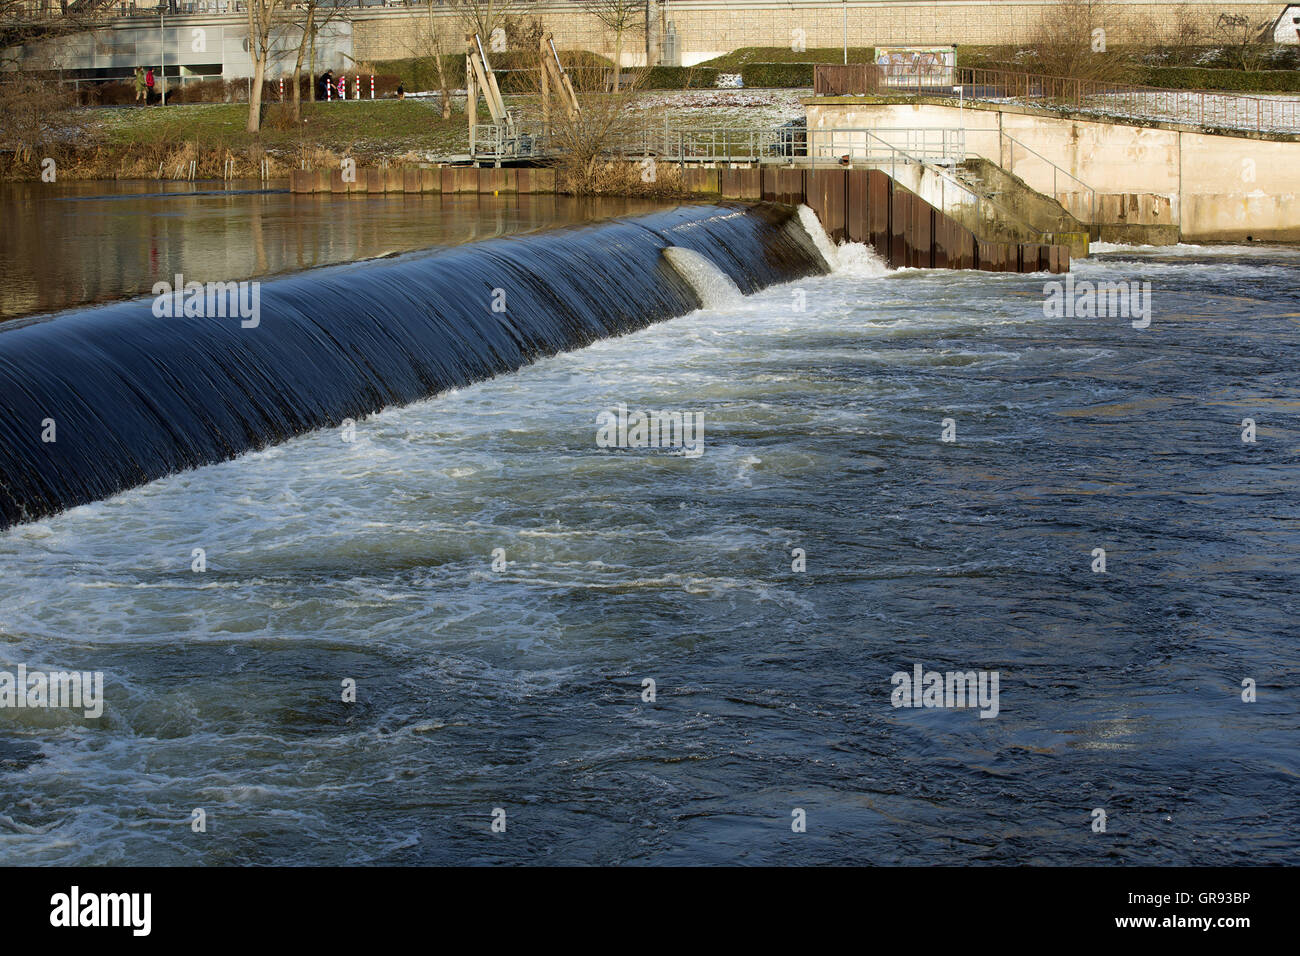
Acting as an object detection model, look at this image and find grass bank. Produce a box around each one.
[696,47,878,71]
[4,99,479,181]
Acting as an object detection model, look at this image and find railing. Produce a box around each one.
[469,119,1049,241]
[998,130,1096,224]
[472,123,550,161]
[851,130,1048,242]
[473,122,967,167]
[59,72,211,90]
[814,64,876,96]
[814,63,958,97]
[109,1,395,12]
[799,127,965,167]
[959,67,1300,135]
[620,126,783,163]
[474,124,780,163]
[855,127,964,164]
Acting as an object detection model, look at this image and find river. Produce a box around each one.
[0,188,1296,864]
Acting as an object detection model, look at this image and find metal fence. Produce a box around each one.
[814,64,957,97]
[958,68,1300,135]
[472,124,552,162]
[809,64,1300,135]
[472,123,966,167]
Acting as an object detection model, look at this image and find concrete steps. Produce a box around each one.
[954,158,1090,258]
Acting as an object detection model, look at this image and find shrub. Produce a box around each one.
[1140,67,1300,92]
[371,51,611,95]
[698,47,876,70]
[637,66,720,89]
[739,63,815,88]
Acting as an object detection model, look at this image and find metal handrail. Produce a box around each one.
[802,127,965,167]
[826,129,1049,242]
[997,130,1097,224]
[473,123,968,167]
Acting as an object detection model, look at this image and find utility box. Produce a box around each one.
[660,23,680,67]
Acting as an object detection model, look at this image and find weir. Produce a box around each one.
[0,203,823,530]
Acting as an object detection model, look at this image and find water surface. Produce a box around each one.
[0,234,1296,865]
[0,180,669,320]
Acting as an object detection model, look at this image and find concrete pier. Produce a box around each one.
[805,97,1300,243]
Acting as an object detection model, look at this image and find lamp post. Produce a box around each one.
[843,0,848,66]
[159,11,167,105]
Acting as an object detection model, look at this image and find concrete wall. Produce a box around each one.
[805,98,1300,241]
[7,2,1287,75]
[349,2,1285,66]
[8,14,353,80]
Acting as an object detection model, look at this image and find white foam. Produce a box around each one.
[662,246,743,310]
[796,204,888,277]
[796,204,840,269]
[831,241,890,277]
[1088,241,1300,257]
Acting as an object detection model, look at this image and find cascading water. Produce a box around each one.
[662,247,744,310]
[0,202,826,530]
[796,204,888,277]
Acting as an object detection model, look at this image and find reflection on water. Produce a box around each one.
[0,180,670,321]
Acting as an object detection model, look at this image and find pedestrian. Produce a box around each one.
[145,67,155,104]
[396,82,405,100]
[319,69,333,101]
[133,67,146,104]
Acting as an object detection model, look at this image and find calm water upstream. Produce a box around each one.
[0,217,1296,863]
[0,181,668,321]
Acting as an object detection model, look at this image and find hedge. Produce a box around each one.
[637,66,720,89]
[739,62,816,88]
[1140,67,1300,93]
[372,51,612,94]
[699,46,876,71]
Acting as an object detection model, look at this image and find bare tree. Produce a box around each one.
[286,0,345,119]
[1170,6,1207,60]
[1,0,116,70]
[287,2,318,121]
[1027,1,1133,81]
[307,1,346,104]
[577,0,644,91]
[418,0,455,119]
[247,0,285,133]
[0,1,103,169]
[1212,12,1273,71]
[0,67,84,170]
[450,0,525,46]
[532,56,651,193]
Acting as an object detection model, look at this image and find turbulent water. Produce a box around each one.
[0,228,1297,865]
